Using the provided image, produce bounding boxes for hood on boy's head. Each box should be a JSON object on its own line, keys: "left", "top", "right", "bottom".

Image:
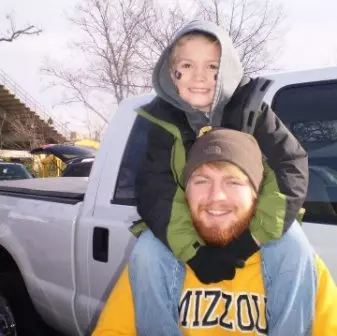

{"left": 152, "top": 20, "right": 244, "bottom": 129}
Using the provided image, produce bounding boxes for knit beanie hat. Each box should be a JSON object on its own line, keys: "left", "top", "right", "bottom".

{"left": 183, "top": 128, "right": 264, "bottom": 191}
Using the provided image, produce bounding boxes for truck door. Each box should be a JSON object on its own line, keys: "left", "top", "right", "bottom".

{"left": 73, "top": 99, "right": 152, "bottom": 335}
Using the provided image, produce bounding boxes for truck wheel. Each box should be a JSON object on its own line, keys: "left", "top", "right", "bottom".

{"left": 0, "top": 296, "right": 16, "bottom": 336}
{"left": 0, "top": 272, "right": 49, "bottom": 335}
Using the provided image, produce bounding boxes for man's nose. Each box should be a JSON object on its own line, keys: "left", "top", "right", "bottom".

{"left": 208, "top": 182, "right": 227, "bottom": 201}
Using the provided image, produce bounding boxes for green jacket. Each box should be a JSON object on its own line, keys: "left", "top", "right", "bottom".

{"left": 131, "top": 81, "right": 308, "bottom": 262}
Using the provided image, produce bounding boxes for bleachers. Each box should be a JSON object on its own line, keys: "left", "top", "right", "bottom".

{"left": 0, "top": 69, "right": 70, "bottom": 150}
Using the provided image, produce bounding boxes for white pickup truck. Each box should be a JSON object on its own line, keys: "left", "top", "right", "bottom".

{"left": 0, "top": 67, "right": 336, "bottom": 336}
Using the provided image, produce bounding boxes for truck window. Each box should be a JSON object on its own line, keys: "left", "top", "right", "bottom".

{"left": 112, "top": 116, "right": 150, "bottom": 205}
{"left": 272, "top": 80, "right": 337, "bottom": 225}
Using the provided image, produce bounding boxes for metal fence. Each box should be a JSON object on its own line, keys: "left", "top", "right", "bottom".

{"left": 0, "top": 69, "right": 71, "bottom": 140}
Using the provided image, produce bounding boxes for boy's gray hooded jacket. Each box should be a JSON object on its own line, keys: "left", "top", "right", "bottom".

{"left": 133, "top": 20, "right": 308, "bottom": 262}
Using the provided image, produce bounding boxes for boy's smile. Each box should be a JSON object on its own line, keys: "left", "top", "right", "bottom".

{"left": 170, "top": 36, "right": 221, "bottom": 113}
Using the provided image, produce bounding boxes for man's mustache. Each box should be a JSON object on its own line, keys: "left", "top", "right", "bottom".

{"left": 190, "top": 198, "right": 257, "bottom": 246}
{"left": 198, "top": 201, "right": 234, "bottom": 213}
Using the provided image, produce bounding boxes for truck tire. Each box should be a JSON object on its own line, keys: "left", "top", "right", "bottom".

{"left": 0, "top": 296, "right": 16, "bottom": 336}
{"left": 0, "top": 272, "right": 49, "bottom": 335}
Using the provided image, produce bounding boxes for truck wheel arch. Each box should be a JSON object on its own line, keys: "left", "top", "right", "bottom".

{"left": 0, "top": 245, "right": 50, "bottom": 334}
{"left": 0, "top": 246, "right": 21, "bottom": 275}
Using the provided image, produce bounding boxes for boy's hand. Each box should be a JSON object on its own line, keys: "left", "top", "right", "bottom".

{"left": 187, "top": 229, "right": 259, "bottom": 284}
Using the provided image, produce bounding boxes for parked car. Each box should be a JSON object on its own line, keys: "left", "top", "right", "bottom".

{"left": 30, "top": 144, "right": 96, "bottom": 164}
{"left": 30, "top": 144, "right": 96, "bottom": 178}
{"left": 0, "top": 162, "right": 33, "bottom": 181}
{"left": 0, "top": 67, "right": 336, "bottom": 335}
{"left": 61, "top": 157, "right": 94, "bottom": 177}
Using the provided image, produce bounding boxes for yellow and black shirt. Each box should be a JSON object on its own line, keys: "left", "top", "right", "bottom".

{"left": 93, "top": 253, "right": 337, "bottom": 336}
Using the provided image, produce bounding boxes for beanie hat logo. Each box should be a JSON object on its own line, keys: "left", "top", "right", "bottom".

{"left": 204, "top": 145, "right": 222, "bottom": 155}
{"left": 183, "top": 129, "right": 264, "bottom": 191}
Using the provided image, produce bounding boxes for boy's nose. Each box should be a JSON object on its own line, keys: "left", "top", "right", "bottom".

{"left": 193, "top": 67, "right": 206, "bottom": 81}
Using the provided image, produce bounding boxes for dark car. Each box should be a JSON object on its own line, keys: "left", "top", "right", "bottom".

{"left": 0, "top": 162, "right": 33, "bottom": 181}
{"left": 30, "top": 144, "right": 96, "bottom": 163}
{"left": 61, "top": 157, "right": 94, "bottom": 177}
{"left": 30, "top": 144, "right": 96, "bottom": 178}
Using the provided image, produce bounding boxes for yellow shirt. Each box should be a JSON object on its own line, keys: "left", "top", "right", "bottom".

{"left": 93, "top": 253, "right": 337, "bottom": 335}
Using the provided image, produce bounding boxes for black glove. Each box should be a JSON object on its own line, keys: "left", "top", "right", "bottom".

{"left": 187, "top": 229, "right": 259, "bottom": 284}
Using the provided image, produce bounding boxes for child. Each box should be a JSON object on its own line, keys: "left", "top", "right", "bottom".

{"left": 130, "top": 20, "right": 312, "bottom": 335}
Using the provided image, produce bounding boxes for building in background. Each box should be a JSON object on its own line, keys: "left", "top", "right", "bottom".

{"left": 0, "top": 69, "right": 70, "bottom": 150}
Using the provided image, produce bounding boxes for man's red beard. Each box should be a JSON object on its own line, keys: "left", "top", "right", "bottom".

{"left": 190, "top": 201, "right": 256, "bottom": 246}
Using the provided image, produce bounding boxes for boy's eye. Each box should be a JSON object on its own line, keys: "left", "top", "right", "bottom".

{"left": 181, "top": 63, "right": 192, "bottom": 69}
{"left": 209, "top": 64, "right": 219, "bottom": 70}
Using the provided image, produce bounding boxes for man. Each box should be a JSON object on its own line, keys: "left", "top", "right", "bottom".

{"left": 93, "top": 129, "right": 337, "bottom": 336}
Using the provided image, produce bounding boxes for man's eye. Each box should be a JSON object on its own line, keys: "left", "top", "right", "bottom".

{"left": 194, "top": 179, "right": 208, "bottom": 185}
{"left": 228, "top": 180, "right": 242, "bottom": 186}
{"left": 181, "top": 63, "right": 192, "bottom": 69}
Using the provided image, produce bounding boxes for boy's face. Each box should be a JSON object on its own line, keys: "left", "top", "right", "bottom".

{"left": 170, "top": 36, "right": 220, "bottom": 113}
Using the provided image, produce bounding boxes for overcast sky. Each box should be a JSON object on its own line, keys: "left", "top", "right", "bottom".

{"left": 1, "top": 0, "right": 337, "bottom": 135}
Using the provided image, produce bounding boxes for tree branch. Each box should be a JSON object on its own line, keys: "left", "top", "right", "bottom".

{"left": 41, "top": 0, "right": 285, "bottom": 125}
{"left": 0, "top": 13, "right": 42, "bottom": 42}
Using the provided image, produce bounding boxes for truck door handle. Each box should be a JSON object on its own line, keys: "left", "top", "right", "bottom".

{"left": 93, "top": 227, "right": 109, "bottom": 262}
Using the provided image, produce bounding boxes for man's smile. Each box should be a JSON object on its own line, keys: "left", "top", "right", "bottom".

{"left": 205, "top": 209, "right": 232, "bottom": 217}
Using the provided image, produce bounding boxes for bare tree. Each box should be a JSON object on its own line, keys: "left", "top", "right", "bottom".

{"left": 42, "top": 0, "right": 190, "bottom": 124}
{"left": 43, "top": 0, "right": 284, "bottom": 124}
{"left": 0, "top": 12, "right": 42, "bottom": 43}
{"left": 135, "top": 2, "right": 187, "bottom": 77}
{"left": 43, "top": 0, "right": 156, "bottom": 124}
